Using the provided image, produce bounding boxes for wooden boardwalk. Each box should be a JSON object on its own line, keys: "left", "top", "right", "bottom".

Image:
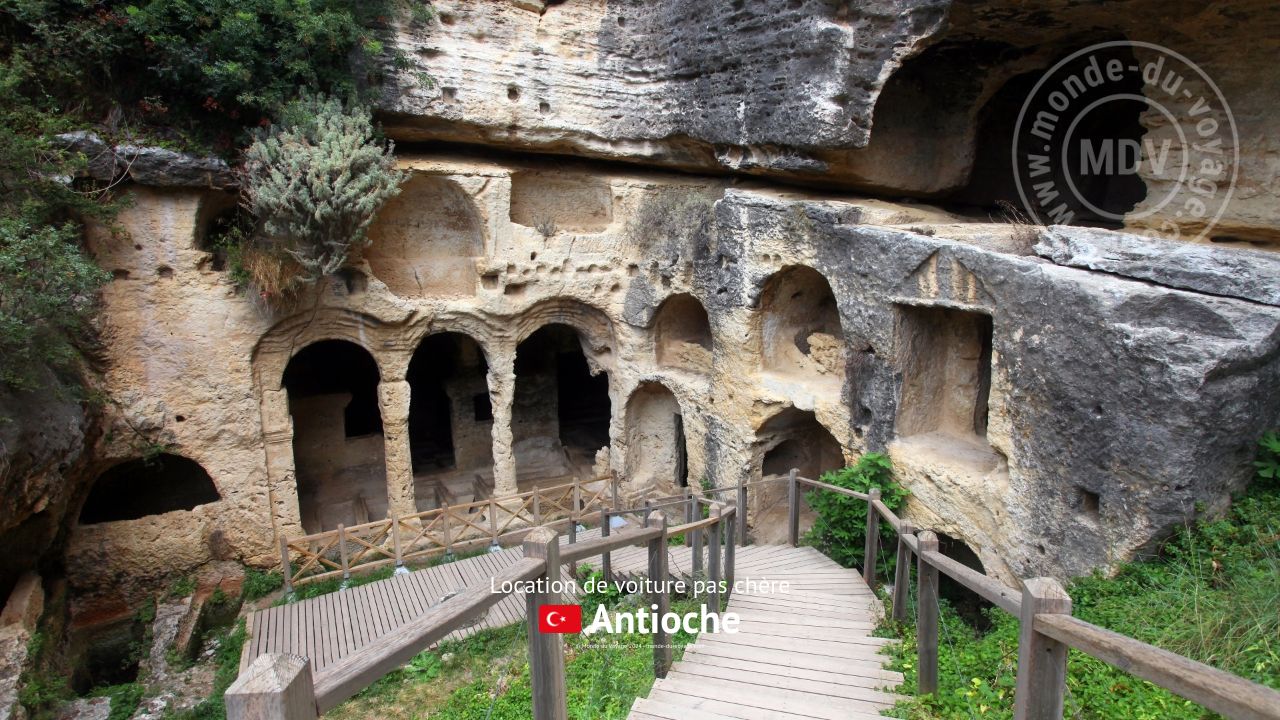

{"left": 242, "top": 528, "right": 602, "bottom": 673}
{"left": 621, "top": 545, "right": 903, "bottom": 720}
{"left": 244, "top": 530, "right": 901, "bottom": 720}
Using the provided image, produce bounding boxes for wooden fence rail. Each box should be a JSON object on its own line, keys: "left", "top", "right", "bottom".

{"left": 231, "top": 499, "right": 738, "bottom": 720}
{"left": 279, "top": 477, "right": 610, "bottom": 589}
{"left": 781, "top": 472, "right": 1280, "bottom": 720}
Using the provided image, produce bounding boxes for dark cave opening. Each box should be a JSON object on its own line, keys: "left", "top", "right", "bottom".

{"left": 79, "top": 454, "right": 220, "bottom": 525}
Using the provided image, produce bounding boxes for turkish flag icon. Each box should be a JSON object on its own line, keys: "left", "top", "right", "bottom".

{"left": 537, "top": 604, "right": 582, "bottom": 634}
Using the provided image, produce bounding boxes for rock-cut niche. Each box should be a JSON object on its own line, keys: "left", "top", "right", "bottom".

{"left": 624, "top": 382, "right": 688, "bottom": 498}
{"left": 752, "top": 408, "right": 843, "bottom": 543}
{"left": 512, "top": 324, "right": 611, "bottom": 488}
{"left": 759, "top": 266, "right": 845, "bottom": 383}
{"left": 364, "top": 174, "right": 484, "bottom": 297}
{"left": 653, "top": 293, "right": 713, "bottom": 372}
{"left": 895, "top": 305, "right": 993, "bottom": 443}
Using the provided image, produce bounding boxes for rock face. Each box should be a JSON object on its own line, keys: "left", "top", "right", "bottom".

{"left": 1036, "top": 227, "right": 1280, "bottom": 306}
{"left": 42, "top": 156, "right": 1279, "bottom": 607}
{"left": 5, "top": 0, "right": 1279, "bottom": 652}
{"left": 381, "top": 0, "right": 1280, "bottom": 246}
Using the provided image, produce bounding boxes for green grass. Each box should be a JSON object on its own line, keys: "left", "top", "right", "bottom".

{"left": 882, "top": 481, "right": 1280, "bottom": 719}
{"left": 328, "top": 579, "right": 705, "bottom": 720}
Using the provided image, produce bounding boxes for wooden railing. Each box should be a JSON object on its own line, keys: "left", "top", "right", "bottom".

{"left": 230, "top": 502, "right": 737, "bottom": 720}
{"left": 278, "top": 477, "right": 610, "bottom": 589}
{"left": 774, "top": 469, "right": 1280, "bottom": 720}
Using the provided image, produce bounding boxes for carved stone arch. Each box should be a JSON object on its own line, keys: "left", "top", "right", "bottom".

{"left": 252, "top": 308, "right": 397, "bottom": 392}
{"left": 514, "top": 296, "right": 617, "bottom": 368}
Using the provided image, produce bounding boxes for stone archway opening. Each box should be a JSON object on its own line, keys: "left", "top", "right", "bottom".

{"left": 407, "top": 333, "right": 495, "bottom": 510}
{"left": 653, "top": 293, "right": 713, "bottom": 372}
{"left": 513, "top": 324, "right": 611, "bottom": 489}
{"left": 282, "top": 339, "right": 387, "bottom": 533}
{"left": 752, "top": 408, "right": 844, "bottom": 544}
{"left": 79, "top": 454, "right": 220, "bottom": 525}
{"left": 759, "top": 266, "right": 845, "bottom": 384}
{"left": 624, "top": 382, "right": 687, "bottom": 499}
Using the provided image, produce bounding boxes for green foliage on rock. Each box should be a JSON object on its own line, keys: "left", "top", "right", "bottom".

{"left": 0, "top": 219, "right": 110, "bottom": 390}
{"left": 1, "top": 0, "right": 429, "bottom": 145}
{"left": 804, "top": 452, "right": 906, "bottom": 571}
{"left": 237, "top": 94, "right": 405, "bottom": 304}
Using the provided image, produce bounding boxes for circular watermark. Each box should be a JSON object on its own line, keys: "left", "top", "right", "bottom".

{"left": 1013, "top": 41, "right": 1238, "bottom": 241}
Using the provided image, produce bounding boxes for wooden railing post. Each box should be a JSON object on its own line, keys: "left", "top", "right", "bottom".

{"left": 523, "top": 527, "right": 568, "bottom": 720}
{"left": 533, "top": 492, "right": 542, "bottom": 525}
{"left": 690, "top": 500, "right": 703, "bottom": 584}
{"left": 337, "top": 524, "right": 350, "bottom": 582}
{"left": 917, "top": 531, "right": 940, "bottom": 695}
{"left": 567, "top": 479, "right": 580, "bottom": 544}
{"left": 646, "top": 510, "right": 672, "bottom": 678}
{"left": 226, "top": 653, "right": 317, "bottom": 720}
{"left": 1014, "top": 578, "right": 1072, "bottom": 720}
{"left": 708, "top": 505, "right": 722, "bottom": 613}
{"left": 724, "top": 506, "right": 737, "bottom": 597}
{"left": 279, "top": 536, "right": 293, "bottom": 595}
{"left": 441, "top": 505, "right": 453, "bottom": 559}
{"left": 736, "top": 481, "right": 748, "bottom": 541}
{"left": 488, "top": 498, "right": 499, "bottom": 548}
{"left": 599, "top": 509, "right": 612, "bottom": 579}
{"left": 787, "top": 468, "right": 799, "bottom": 547}
{"left": 892, "top": 522, "right": 915, "bottom": 623}
{"left": 391, "top": 516, "right": 404, "bottom": 570}
{"left": 863, "top": 488, "right": 881, "bottom": 587}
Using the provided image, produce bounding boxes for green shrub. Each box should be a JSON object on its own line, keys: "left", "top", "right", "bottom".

{"left": 1257, "top": 430, "right": 1280, "bottom": 483}
{"left": 238, "top": 94, "right": 405, "bottom": 304}
{"left": 804, "top": 452, "right": 906, "bottom": 573}
{"left": 2, "top": 0, "right": 431, "bottom": 145}
{"left": 90, "top": 683, "right": 144, "bottom": 720}
{"left": 241, "top": 567, "right": 282, "bottom": 602}
{"left": 0, "top": 219, "right": 110, "bottom": 390}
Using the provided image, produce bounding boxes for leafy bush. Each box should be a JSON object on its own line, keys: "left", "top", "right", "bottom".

{"left": 241, "top": 567, "right": 282, "bottom": 602}
{"left": 1, "top": 0, "right": 431, "bottom": 146}
{"left": 804, "top": 452, "right": 906, "bottom": 572}
{"left": 0, "top": 219, "right": 110, "bottom": 390}
{"left": 237, "top": 94, "right": 405, "bottom": 305}
{"left": 1257, "top": 430, "right": 1280, "bottom": 483}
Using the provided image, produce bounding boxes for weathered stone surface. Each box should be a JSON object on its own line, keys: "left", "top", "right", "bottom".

{"left": 381, "top": 0, "right": 1280, "bottom": 244}
{"left": 114, "top": 146, "right": 235, "bottom": 189}
{"left": 53, "top": 698, "right": 110, "bottom": 720}
{"left": 1036, "top": 226, "right": 1280, "bottom": 307}
{"left": 55, "top": 131, "right": 118, "bottom": 181}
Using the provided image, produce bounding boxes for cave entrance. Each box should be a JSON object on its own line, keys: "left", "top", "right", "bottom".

{"left": 752, "top": 408, "right": 844, "bottom": 543}
{"left": 513, "top": 324, "right": 611, "bottom": 489}
{"left": 759, "top": 266, "right": 845, "bottom": 384}
{"left": 936, "top": 532, "right": 994, "bottom": 630}
{"left": 653, "top": 293, "right": 713, "bottom": 372}
{"left": 79, "top": 454, "right": 220, "bottom": 524}
{"left": 954, "top": 43, "right": 1148, "bottom": 226}
{"left": 282, "top": 339, "right": 387, "bottom": 533}
{"left": 408, "top": 333, "right": 495, "bottom": 510}
{"left": 624, "top": 382, "right": 686, "bottom": 498}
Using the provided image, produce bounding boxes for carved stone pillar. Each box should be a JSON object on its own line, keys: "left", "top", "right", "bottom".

{"left": 378, "top": 380, "right": 416, "bottom": 518}
{"left": 488, "top": 345, "right": 518, "bottom": 498}
{"left": 260, "top": 388, "right": 303, "bottom": 538}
